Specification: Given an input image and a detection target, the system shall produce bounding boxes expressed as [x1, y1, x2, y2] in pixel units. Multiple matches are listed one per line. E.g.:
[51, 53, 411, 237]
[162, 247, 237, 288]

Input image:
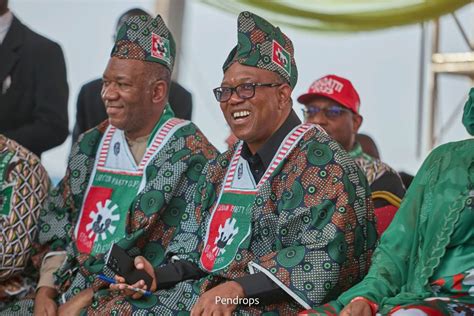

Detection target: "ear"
[352, 114, 363, 133]
[151, 80, 168, 105]
[277, 83, 292, 110]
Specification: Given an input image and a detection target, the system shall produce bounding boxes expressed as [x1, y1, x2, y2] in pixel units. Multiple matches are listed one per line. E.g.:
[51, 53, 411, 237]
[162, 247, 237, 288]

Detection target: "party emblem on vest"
[201, 203, 251, 272]
[213, 217, 239, 256]
[151, 33, 170, 63]
[272, 40, 291, 76]
[85, 199, 120, 242]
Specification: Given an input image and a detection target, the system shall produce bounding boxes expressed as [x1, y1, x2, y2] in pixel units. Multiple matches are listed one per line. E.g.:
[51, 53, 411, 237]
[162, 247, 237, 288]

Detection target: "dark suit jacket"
[72, 78, 193, 142]
[0, 15, 69, 157]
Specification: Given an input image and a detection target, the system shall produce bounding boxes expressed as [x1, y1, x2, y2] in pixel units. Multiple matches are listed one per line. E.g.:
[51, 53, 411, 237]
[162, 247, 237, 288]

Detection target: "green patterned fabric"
[223, 11, 298, 88]
[0, 117, 218, 315]
[84, 124, 376, 315]
[463, 88, 474, 136]
[111, 14, 176, 72]
[312, 138, 474, 315]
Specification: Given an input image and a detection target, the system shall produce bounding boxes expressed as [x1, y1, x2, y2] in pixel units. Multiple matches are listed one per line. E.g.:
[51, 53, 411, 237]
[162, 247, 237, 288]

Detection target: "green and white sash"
[75, 117, 188, 256]
[200, 124, 312, 272]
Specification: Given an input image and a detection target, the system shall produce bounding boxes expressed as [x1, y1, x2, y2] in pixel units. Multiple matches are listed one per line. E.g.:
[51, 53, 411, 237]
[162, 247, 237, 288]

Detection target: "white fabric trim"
[41, 251, 67, 267]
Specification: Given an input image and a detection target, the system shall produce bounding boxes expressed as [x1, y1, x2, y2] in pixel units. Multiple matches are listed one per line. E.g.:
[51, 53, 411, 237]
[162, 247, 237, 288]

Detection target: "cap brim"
[297, 92, 358, 114]
[297, 92, 329, 105]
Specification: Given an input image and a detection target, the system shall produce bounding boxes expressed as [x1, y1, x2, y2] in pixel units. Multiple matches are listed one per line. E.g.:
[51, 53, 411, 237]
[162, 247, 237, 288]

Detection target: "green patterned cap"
[111, 14, 175, 72]
[223, 11, 298, 88]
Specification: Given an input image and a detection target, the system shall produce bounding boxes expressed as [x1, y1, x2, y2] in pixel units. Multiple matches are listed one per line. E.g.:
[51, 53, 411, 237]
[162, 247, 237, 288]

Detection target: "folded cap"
[111, 14, 175, 72]
[223, 11, 298, 88]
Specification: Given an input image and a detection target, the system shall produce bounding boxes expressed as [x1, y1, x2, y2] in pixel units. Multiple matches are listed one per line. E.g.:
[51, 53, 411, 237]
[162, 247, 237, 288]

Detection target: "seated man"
[0, 135, 49, 311]
[98, 11, 377, 315]
[1, 14, 217, 316]
[312, 88, 474, 315]
[298, 75, 406, 235]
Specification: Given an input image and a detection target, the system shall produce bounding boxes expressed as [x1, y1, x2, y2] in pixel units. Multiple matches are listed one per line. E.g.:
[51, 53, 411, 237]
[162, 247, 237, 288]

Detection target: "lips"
[106, 106, 124, 116]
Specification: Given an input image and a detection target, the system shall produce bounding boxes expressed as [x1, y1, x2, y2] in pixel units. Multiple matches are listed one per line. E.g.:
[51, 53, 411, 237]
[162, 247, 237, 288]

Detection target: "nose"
[101, 82, 119, 102]
[227, 89, 245, 106]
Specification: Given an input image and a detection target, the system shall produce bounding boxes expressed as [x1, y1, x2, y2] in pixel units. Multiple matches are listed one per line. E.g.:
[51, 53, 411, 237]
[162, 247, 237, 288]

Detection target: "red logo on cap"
[151, 33, 170, 63]
[272, 41, 291, 75]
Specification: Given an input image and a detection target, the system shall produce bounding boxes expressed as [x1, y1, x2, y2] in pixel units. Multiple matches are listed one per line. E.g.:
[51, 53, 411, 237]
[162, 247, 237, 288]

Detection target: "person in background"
[0, 0, 68, 157]
[72, 7, 193, 143]
[356, 134, 415, 190]
[298, 75, 405, 235]
[0, 135, 49, 311]
[356, 134, 380, 159]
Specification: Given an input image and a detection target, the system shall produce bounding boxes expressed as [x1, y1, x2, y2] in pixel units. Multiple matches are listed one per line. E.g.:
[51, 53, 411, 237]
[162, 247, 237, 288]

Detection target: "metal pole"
[428, 19, 440, 150]
[452, 12, 474, 51]
[416, 22, 426, 158]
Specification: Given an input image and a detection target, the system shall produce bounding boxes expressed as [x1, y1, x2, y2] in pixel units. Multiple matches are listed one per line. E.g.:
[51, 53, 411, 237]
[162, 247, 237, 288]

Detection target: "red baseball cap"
[297, 74, 361, 114]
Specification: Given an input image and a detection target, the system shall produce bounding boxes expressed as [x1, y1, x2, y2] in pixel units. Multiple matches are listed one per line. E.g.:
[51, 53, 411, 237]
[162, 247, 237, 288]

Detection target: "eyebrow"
[102, 74, 131, 81]
[221, 76, 254, 86]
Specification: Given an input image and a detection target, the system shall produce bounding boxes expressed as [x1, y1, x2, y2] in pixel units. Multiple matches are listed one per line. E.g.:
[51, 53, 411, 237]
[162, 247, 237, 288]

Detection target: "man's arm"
[36, 253, 67, 290]
[34, 253, 67, 316]
[154, 260, 207, 290]
[233, 273, 292, 304]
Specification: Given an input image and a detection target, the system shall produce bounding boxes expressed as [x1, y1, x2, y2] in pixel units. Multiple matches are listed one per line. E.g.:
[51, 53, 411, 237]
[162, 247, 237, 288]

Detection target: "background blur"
[9, 0, 474, 181]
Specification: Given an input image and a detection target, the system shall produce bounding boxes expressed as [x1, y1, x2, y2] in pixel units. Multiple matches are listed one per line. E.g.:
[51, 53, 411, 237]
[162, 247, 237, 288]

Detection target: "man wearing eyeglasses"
[298, 75, 406, 236]
[103, 11, 376, 316]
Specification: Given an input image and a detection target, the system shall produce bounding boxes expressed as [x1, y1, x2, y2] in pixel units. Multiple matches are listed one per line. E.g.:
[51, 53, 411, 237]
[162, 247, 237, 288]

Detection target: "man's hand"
[109, 256, 157, 299]
[34, 287, 58, 316]
[190, 281, 245, 316]
[57, 288, 93, 316]
[340, 300, 373, 316]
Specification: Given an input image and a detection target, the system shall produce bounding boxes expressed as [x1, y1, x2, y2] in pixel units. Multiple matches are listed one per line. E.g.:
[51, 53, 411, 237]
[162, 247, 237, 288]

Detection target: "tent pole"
[416, 22, 426, 158]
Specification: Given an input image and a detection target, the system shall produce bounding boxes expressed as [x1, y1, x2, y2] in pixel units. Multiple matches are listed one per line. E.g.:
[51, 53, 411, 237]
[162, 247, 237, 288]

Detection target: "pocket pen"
[98, 274, 152, 297]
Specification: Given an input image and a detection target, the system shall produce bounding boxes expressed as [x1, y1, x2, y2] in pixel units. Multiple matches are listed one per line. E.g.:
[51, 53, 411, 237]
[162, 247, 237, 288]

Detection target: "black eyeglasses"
[213, 82, 282, 102]
[302, 105, 351, 119]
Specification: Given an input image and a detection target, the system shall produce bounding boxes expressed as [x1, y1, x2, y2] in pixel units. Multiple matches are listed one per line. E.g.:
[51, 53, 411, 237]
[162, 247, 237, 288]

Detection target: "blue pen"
[98, 274, 116, 284]
[98, 274, 152, 297]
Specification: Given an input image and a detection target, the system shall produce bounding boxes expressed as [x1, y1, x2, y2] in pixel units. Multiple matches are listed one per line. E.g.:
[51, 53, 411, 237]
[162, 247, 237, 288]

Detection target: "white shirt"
[0, 10, 13, 45]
